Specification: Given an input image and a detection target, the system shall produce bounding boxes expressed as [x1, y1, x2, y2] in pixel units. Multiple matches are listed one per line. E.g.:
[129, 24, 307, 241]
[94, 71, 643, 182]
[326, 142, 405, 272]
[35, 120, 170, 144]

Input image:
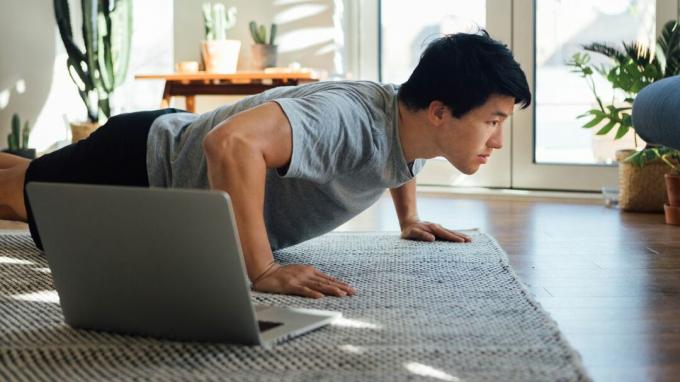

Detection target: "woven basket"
[617, 149, 669, 212]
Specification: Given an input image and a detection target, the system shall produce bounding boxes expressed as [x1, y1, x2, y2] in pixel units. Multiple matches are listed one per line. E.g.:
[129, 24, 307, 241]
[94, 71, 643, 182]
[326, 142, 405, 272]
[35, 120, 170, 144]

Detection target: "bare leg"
[0, 152, 30, 169]
[0, 162, 30, 222]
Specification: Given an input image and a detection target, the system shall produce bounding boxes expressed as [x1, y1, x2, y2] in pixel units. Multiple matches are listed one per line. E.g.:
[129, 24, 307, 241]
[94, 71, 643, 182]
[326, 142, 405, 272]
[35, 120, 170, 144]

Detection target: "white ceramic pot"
[201, 40, 241, 73]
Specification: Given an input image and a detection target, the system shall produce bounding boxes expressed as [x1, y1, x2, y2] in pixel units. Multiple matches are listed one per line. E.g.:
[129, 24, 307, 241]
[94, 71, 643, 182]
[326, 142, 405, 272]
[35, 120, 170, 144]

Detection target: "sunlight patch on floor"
[12, 290, 59, 303]
[404, 362, 460, 381]
[0, 256, 33, 265]
[331, 317, 380, 329]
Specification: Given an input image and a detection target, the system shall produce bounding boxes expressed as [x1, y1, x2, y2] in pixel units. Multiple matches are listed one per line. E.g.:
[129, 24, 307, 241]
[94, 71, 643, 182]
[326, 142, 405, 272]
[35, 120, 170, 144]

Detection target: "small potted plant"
[626, 147, 680, 224]
[3, 113, 35, 160]
[54, 0, 132, 142]
[249, 21, 278, 70]
[202, 2, 239, 73]
[568, 20, 680, 212]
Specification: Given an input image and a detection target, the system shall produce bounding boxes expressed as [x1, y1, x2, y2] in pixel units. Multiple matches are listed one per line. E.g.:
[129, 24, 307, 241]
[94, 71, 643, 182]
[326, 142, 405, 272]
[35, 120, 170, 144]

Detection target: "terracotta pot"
[664, 204, 680, 225]
[250, 44, 278, 70]
[201, 40, 241, 73]
[70, 121, 99, 143]
[665, 173, 680, 207]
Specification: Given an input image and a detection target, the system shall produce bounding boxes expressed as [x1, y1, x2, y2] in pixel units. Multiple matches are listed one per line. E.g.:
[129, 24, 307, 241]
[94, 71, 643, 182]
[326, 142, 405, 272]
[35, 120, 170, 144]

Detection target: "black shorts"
[24, 108, 186, 250]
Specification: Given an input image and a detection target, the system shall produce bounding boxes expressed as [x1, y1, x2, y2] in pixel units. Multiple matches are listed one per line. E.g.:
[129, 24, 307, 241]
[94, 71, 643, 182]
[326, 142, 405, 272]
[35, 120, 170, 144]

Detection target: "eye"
[488, 120, 500, 127]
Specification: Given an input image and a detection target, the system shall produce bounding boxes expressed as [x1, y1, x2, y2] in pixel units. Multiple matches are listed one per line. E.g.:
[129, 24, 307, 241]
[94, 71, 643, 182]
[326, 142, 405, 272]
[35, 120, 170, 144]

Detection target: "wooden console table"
[134, 71, 320, 113]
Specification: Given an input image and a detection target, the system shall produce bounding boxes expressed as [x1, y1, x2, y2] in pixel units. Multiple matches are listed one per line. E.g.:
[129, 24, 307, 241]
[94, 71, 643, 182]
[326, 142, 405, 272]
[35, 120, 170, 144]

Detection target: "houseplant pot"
[2, 148, 36, 160]
[664, 173, 680, 225]
[4, 113, 35, 159]
[70, 121, 99, 143]
[616, 149, 668, 212]
[251, 44, 278, 70]
[201, 40, 241, 73]
[249, 22, 278, 70]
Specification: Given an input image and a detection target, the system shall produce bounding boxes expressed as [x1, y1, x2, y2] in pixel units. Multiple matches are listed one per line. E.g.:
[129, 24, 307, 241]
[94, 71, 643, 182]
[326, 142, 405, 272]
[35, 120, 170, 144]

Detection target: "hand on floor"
[252, 263, 356, 299]
[401, 220, 472, 243]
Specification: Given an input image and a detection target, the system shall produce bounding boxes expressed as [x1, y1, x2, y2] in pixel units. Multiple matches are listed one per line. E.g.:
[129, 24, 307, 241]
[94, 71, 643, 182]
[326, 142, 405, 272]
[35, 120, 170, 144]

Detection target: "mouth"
[477, 154, 490, 164]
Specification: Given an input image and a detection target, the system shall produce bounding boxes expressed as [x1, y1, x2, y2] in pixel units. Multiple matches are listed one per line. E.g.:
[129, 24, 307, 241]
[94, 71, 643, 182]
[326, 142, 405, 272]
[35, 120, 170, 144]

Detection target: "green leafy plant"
[7, 113, 31, 151]
[203, 2, 237, 40]
[625, 146, 680, 175]
[567, 20, 680, 144]
[53, 0, 132, 124]
[249, 21, 277, 45]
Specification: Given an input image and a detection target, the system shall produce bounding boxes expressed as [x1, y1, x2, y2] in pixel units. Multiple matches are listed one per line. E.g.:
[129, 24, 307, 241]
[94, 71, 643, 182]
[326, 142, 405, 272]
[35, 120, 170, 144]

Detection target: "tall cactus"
[53, 0, 132, 123]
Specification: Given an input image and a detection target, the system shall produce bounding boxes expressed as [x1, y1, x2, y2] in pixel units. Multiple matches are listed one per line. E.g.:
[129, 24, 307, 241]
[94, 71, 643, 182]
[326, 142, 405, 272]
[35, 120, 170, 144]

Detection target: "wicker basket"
[617, 149, 669, 212]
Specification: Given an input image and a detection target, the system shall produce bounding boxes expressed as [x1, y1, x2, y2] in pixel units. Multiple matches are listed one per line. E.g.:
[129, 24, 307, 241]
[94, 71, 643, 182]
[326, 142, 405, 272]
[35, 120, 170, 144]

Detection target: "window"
[535, 0, 656, 165]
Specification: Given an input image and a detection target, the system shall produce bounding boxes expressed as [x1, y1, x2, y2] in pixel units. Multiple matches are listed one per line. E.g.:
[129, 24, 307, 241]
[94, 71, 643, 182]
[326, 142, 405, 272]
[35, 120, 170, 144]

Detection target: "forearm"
[204, 136, 273, 281]
[389, 179, 420, 230]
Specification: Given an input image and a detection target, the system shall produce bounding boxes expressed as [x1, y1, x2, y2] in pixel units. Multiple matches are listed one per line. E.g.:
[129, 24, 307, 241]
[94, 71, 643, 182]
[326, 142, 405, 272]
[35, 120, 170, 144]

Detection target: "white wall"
[172, 0, 350, 112]
[0, 0, 173, 152]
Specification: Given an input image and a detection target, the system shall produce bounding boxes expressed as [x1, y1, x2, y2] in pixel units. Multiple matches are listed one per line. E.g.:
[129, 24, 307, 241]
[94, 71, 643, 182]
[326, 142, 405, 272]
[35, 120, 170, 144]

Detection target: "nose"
[487, 126, 503, 150]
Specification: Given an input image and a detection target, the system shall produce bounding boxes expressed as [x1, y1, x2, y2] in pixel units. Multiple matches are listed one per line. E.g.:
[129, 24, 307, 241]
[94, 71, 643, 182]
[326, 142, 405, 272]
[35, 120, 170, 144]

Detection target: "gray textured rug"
[0, 232, 590, 381]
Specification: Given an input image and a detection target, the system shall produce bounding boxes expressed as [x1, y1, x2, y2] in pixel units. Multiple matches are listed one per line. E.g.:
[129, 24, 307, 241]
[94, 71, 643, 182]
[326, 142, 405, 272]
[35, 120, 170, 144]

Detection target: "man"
[0, 31, 530, 299]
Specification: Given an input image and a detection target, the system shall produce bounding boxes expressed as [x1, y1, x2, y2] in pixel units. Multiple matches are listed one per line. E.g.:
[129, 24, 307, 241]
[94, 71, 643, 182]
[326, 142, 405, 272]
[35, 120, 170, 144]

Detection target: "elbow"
[203, 123, 258, 163]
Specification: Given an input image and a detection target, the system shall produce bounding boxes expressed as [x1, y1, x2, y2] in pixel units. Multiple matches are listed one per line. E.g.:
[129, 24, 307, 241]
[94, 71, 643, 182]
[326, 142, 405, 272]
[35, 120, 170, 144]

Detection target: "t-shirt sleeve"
[272, 91, 378, 183]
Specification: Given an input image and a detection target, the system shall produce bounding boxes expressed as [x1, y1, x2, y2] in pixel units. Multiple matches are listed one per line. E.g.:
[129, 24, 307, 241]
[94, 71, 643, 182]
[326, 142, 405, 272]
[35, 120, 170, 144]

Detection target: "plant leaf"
[596, 120, 617, 135]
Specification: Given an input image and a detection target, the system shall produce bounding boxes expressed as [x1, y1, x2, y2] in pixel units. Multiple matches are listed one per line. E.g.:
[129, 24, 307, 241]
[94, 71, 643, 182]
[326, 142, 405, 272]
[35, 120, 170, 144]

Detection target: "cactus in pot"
[249, 21, 278, 70]
[249, 22, 277, 46]
[201, 2, 240, 73]
[4, 113, 35, 159]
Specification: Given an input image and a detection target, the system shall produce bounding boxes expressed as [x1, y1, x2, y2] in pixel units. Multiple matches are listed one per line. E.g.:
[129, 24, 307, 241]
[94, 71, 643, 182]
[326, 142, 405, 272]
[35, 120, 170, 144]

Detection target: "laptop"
[26, 182, 341, 346]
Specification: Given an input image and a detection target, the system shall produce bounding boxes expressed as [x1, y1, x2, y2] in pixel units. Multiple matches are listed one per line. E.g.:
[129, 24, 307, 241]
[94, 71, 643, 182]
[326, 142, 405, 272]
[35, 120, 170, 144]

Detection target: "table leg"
[185, 95, 196, 113]
[161, 82, 171, 109]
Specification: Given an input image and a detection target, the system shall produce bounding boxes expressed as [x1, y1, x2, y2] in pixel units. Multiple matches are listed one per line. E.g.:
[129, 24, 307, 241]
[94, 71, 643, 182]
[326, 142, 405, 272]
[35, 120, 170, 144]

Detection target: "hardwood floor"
[335, 192, 680, 382]
[3, 191, 678, 381]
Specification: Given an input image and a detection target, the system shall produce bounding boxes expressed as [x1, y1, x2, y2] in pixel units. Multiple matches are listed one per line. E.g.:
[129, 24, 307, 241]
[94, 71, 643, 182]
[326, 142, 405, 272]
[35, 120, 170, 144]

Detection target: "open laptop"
[26, 182, 341, 346]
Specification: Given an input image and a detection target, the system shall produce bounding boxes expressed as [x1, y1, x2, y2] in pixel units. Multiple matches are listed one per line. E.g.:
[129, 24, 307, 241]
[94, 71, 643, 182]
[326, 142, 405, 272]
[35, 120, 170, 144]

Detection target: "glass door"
[512, 0, 678, 191]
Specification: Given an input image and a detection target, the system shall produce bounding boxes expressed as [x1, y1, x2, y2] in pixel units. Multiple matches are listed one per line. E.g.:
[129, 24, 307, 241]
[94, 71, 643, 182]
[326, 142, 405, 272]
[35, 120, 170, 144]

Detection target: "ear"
[427, 101, 451, 126]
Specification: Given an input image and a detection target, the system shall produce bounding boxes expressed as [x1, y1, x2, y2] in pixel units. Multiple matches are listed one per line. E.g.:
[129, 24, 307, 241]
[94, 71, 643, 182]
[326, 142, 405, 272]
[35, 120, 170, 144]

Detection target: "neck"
[397, 100, 438, 162]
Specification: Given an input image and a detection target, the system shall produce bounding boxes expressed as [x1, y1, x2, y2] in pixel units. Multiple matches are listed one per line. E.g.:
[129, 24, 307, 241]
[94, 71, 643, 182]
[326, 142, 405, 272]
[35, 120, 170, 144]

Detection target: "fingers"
[262, 265, 356, 299]
[292, 285, 324, 299]
[309, 276, 355, 296]
[430, 224, 472, 243]
[405, 223, 472, 243]
[407, 227, 435, 241]
[313, 270, 356, 294]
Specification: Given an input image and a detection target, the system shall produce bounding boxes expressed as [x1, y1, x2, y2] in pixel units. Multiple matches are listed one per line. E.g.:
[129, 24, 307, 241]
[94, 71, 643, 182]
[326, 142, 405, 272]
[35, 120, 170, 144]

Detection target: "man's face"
[432, 94, 515, 175]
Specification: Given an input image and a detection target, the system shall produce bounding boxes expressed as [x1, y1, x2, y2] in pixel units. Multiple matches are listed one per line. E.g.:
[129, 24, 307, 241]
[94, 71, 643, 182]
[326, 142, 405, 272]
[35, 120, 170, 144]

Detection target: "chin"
[446, 157, 480, 175]
[454, 164, 479, 175]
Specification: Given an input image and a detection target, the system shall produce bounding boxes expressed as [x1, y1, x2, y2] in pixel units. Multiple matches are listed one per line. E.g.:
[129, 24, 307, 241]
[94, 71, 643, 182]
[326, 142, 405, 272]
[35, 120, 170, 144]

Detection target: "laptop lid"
[26, 182, 262, 345]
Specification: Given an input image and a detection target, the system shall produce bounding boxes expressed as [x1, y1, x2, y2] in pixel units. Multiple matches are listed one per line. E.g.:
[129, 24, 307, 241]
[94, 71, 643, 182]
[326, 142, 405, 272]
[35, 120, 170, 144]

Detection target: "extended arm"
[389, 179, 472, 242]
[203, 102, 355, 298]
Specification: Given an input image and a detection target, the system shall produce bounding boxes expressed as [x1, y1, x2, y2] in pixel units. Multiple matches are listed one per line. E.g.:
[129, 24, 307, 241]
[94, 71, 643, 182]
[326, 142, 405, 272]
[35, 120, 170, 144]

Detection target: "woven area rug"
[0, 232, 590, 381]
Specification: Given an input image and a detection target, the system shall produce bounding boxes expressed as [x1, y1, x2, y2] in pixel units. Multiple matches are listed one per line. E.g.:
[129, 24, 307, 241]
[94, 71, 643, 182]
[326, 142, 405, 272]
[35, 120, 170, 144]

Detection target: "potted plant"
[568, 20, 680, 212]
[626, 147, 680, 224]
[2, 114, 35, 160]
[53, 0, 132, 142]
[202, 2, 239, 73]
[249, 21, 278, 70]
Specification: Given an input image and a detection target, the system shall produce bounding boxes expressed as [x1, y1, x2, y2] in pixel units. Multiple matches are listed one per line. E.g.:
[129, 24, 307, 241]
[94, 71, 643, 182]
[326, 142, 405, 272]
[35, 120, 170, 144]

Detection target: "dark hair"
[398, 30, 531, 118]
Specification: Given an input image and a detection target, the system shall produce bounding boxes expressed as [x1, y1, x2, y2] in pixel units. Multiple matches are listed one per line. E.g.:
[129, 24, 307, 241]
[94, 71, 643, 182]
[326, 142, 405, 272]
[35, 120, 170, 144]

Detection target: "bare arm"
[389, 179, 472, 242]
[203, 102, 355, 298]
[389, 179, 420, 230]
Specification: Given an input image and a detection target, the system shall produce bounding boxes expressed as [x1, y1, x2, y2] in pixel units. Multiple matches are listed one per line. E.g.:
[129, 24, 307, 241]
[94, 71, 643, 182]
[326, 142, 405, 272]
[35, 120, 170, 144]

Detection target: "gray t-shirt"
[146, 80, 426, 250]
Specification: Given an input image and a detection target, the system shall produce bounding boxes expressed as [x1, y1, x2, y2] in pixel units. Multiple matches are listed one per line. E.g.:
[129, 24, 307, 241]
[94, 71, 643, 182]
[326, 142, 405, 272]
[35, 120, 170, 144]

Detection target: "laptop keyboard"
[258, 320, 283, 332]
